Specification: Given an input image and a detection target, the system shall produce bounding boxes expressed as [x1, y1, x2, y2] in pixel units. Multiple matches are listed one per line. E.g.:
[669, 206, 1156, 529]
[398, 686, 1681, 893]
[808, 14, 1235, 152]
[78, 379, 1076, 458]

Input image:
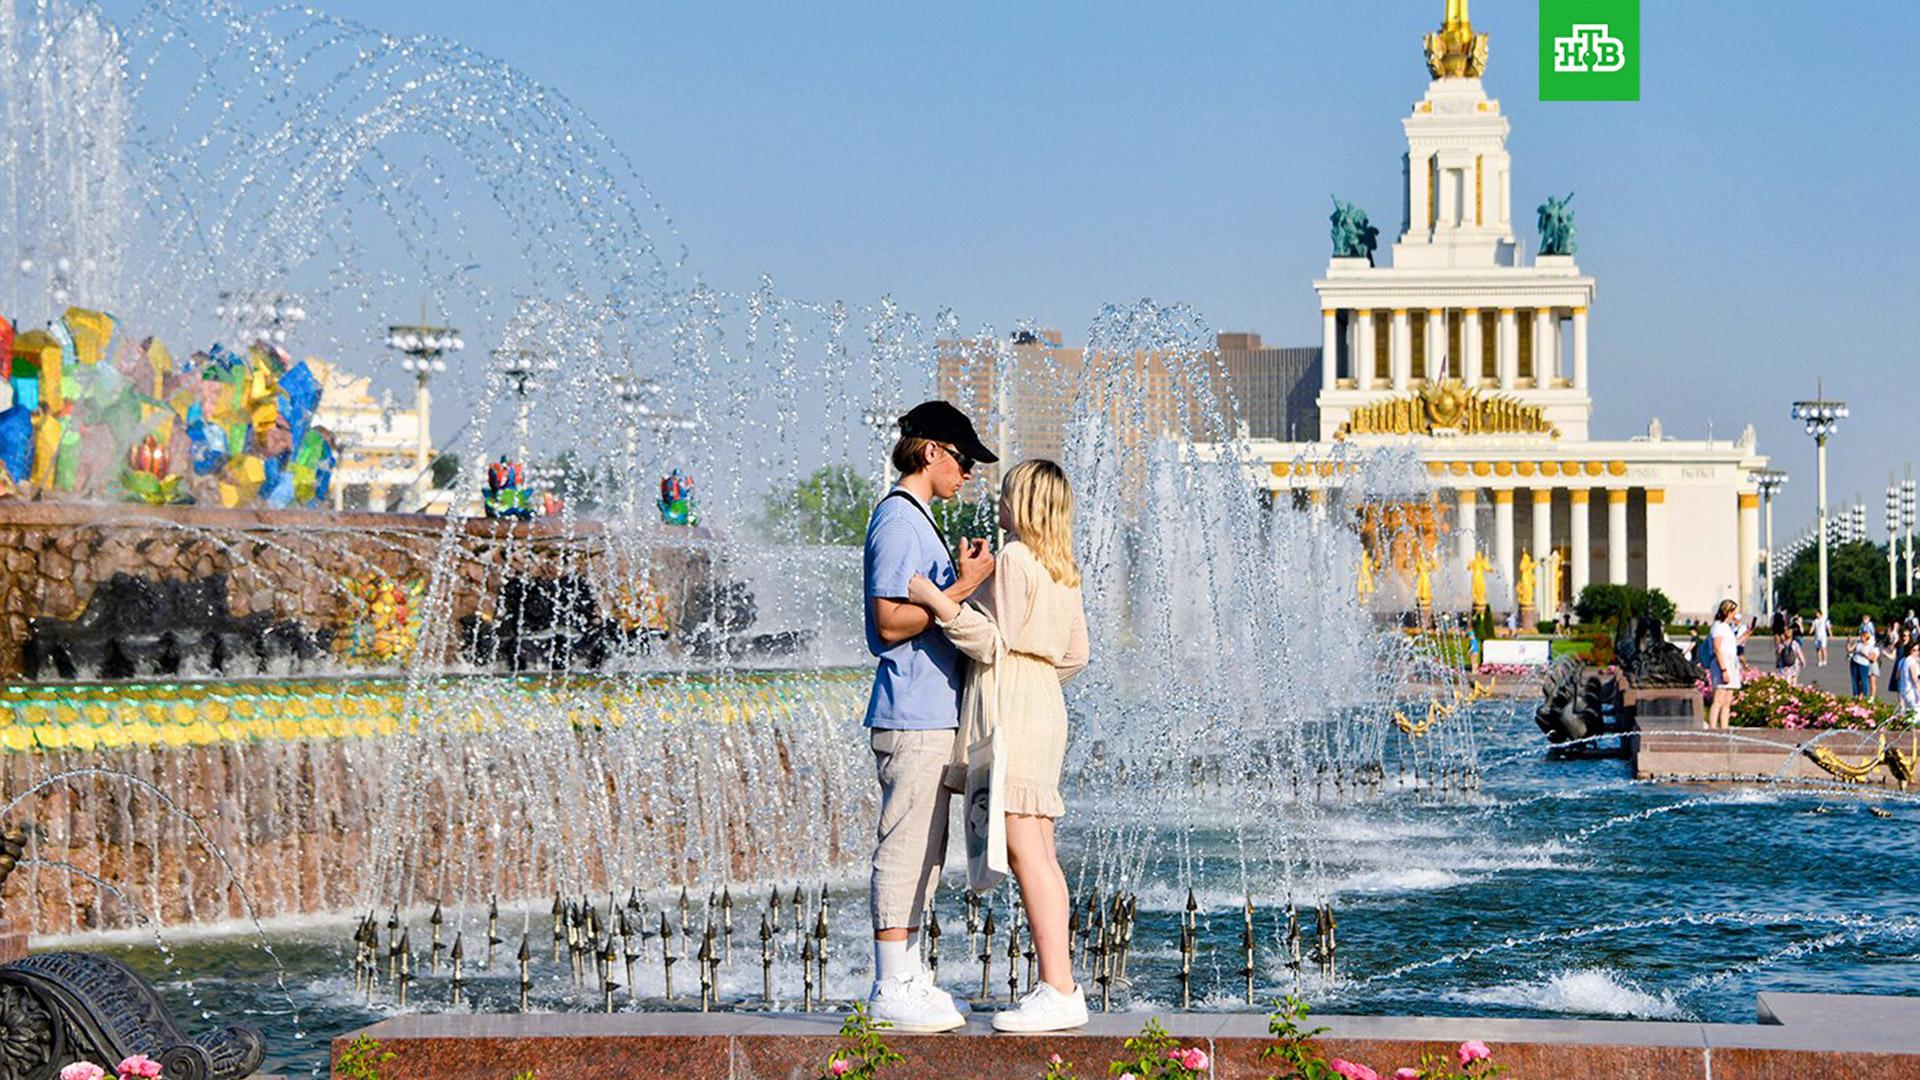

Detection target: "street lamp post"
[1754, 469, 1787, 617]
[385, 322, 464, 475]
[216, 290, 307, 347]
[1790, 391, 1848, 618]
[492, 348, 560, 462]
[862, 407, 899, 502]
[1888, 482, 1902, 599]
[611, 373, 670, 519]
[1902, 476, 1916, 597]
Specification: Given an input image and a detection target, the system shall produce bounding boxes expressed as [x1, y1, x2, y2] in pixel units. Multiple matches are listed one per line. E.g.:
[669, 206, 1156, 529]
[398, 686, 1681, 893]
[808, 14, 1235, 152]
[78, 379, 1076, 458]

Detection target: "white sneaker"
[914, 967, 971, 1017]
[868, 974, 966, 1032]
[991, 982, 1089, 1033]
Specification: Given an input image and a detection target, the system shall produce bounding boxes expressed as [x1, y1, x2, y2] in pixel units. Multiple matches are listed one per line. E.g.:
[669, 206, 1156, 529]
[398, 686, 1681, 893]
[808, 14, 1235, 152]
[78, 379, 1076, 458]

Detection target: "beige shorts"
[869, 728, 955, 931]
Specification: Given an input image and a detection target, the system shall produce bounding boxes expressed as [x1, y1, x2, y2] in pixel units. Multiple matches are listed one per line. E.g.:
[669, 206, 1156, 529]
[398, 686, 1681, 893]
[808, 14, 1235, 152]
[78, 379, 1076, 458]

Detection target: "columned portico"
[1493, 489, 1515, 601]
[1425, 308, 1447, 382]
[1607, 489, 1629, 585]
[1391, 309, 1412, 390]
[1463, 307, 1482, 384]
[1737, 491, 1759, 613]
[1532, 307, 1554, 387]
[1322, 308, 1339, 391]
[1569, 488, 1592, 600]
[1571, 306, 1589, 391]
[1645, 488, 1668, 594]
[1531, 488, 1552, 611]
[1497, 308, 1518, 390]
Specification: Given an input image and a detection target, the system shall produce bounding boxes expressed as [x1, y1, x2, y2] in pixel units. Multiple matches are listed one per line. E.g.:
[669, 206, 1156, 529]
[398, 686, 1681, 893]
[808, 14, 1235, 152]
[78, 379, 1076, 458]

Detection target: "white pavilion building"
[1234, 3, 1767, 620]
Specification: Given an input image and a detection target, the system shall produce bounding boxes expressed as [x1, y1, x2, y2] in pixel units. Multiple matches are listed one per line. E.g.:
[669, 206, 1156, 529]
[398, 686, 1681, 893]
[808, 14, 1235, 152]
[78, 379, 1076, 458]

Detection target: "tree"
[1777, 540, 1889, 619]
[428, 451, 460, 489]
[764, 466, 872, 545]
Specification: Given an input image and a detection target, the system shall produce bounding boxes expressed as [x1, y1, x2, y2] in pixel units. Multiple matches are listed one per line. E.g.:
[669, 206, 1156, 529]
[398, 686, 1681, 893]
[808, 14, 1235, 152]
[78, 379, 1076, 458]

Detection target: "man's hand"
[953, 538, 995, 597]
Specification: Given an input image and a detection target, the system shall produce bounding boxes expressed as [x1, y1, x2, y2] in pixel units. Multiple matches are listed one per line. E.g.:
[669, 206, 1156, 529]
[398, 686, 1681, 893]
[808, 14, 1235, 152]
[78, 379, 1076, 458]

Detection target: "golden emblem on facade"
[1335, 379, 1558, 439]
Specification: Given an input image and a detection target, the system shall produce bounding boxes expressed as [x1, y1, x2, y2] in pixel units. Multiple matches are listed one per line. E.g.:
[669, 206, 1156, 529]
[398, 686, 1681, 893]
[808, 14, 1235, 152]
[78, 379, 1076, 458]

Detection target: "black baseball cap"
[898, 401, 998, 465]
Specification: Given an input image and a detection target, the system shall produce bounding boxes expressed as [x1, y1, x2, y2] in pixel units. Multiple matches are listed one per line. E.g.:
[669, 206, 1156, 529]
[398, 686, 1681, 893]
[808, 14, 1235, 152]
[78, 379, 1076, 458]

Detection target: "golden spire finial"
[1424, 0, 1489, 79]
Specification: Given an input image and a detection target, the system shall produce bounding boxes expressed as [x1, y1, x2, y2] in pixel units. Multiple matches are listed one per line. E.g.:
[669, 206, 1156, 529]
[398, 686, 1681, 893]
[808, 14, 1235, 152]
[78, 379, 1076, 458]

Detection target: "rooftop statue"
[1424, 0, 1489, 79]
[1329, 197, 1380, 264]
[1538, 191, 1577, 256]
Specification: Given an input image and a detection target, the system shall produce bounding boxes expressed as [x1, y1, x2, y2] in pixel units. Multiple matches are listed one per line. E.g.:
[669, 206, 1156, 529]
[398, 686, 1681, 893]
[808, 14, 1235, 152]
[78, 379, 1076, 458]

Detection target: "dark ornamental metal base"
[0, 952, 265, 1080]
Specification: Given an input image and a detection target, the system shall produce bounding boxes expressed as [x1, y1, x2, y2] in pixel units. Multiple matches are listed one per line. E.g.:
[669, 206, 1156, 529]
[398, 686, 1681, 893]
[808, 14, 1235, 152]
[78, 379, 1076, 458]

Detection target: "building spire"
[1424, 0, 1489, 79]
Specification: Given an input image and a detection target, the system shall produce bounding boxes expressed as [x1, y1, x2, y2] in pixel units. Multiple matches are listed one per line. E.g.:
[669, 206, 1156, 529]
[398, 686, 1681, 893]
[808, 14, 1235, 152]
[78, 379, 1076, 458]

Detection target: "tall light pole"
[216, 290, 306, 346]
[385, 322, 463, 475]
[1888, 482, 1902, 598]
[1754, 469, 1787, 617]
[862, 407, 899, 502]
[1791, 391, 1848, 618]
[492, 348, 560, 462]
[1902, 476, 1916, 597]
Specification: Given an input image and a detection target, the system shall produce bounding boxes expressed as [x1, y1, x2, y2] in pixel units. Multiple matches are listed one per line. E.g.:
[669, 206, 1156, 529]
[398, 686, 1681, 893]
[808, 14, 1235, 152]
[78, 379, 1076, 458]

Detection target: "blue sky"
[316, 0, 1917, 534]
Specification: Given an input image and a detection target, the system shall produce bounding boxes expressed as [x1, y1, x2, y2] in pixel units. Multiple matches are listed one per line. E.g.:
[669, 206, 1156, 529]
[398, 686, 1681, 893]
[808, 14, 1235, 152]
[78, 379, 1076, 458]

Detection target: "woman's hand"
[906, 573, 944, 608]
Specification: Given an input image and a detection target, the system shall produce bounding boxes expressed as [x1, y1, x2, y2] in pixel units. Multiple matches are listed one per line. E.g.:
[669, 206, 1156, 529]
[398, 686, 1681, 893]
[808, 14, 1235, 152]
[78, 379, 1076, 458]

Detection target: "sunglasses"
[941, 444, 976, 475]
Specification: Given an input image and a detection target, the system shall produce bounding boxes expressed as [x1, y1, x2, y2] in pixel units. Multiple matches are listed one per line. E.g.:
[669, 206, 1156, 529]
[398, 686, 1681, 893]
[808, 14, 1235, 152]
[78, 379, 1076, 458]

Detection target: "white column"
[1607, 488, 1629, 585]
[1322, 308, 1339, 391]
[1426, 308, 1447, 383]
[1571, 306, 1589, 391]
[1355, 310, 1376, 390]
[1493, 489, 1516, 607]
[1645, 488, 1668, 594]
[1457, 488, 1478, 574]
[1532, 308, 1553, 387]
[1738, 491, 1760, 613]
[1570, 488, 1592, 602]
[1532, 487, 1553, 611]
[1463, 308, 1483, 385]
[1391, 309, 1411, 391]
[1498, 308, 1518, 391]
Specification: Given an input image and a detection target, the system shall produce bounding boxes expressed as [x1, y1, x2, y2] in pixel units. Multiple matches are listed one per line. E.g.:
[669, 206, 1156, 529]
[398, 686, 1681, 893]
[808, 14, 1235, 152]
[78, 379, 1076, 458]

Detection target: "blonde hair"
[1002, 459, 1080, 588]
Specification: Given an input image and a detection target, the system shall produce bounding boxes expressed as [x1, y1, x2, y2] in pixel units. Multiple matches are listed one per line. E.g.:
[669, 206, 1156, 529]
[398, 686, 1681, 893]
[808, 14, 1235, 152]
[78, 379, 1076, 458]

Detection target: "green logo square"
[1539, 0, 1640, 101]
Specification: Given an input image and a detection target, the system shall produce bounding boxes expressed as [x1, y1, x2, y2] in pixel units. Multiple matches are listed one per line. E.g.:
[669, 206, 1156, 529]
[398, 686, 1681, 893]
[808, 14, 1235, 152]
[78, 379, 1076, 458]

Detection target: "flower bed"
[1729, 675, 1910, 731]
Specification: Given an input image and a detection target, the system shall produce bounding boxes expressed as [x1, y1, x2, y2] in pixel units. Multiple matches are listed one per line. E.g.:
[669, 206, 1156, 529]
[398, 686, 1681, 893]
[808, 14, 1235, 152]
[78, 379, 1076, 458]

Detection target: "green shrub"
[1574, 583, 1675, 627]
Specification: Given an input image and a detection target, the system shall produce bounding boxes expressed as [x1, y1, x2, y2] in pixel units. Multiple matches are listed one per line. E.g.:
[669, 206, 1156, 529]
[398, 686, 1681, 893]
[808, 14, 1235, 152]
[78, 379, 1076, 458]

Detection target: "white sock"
[904, 927, 925, 971]
[875, 937, 913, 981]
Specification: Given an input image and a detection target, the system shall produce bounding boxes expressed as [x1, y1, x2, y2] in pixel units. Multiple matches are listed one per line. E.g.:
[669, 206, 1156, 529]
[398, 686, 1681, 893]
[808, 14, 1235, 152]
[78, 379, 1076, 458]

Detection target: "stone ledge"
[332, 995, 1920, 1078]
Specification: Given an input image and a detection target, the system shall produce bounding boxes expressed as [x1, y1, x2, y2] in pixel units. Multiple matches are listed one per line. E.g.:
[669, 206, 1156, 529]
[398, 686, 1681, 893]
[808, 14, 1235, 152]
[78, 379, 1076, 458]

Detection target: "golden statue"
[1356, 547, 1377, 603]
[1548, 551, 1565, 614]
[1414, 550, 1435, 610]
[1516, 551, 1536, 609]
[1468, 550, 1492, 610]
[1424, 0, 1490, 79]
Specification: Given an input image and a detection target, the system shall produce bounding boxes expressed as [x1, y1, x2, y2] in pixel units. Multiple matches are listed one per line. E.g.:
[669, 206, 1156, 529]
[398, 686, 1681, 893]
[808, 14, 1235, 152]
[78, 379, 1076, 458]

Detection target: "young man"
[862, 400, 997, 1031]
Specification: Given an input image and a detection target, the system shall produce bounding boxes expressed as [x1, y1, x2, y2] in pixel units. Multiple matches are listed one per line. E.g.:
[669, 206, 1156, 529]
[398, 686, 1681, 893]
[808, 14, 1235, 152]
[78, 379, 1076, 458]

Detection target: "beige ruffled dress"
[937, 541, 1090, 818]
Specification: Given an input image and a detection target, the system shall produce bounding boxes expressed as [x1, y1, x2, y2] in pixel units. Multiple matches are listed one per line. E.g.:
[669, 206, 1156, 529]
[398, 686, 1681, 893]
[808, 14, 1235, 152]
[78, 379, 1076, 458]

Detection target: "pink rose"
[116, 1057, 163, 1080]
[1175, 1046, 1211, 1071]
[1329, 1059, 1379, 1080]
[827, 1058, 852, 1078]
[1050, 1054, 1064, 1065]
[1393, 1070, 1419, 1080]
[61, 1065, 107, 1080]
[1456, 1040, 1491, 1068]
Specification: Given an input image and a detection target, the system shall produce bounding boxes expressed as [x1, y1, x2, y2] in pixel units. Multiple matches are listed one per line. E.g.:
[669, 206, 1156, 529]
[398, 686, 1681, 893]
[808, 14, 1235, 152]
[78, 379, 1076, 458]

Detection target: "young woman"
[1848, 631, 1880, 699]
[1706, 599, 1748, 731]
[906, 459, 1090, 1033]
[1774, 625, 1804, 686]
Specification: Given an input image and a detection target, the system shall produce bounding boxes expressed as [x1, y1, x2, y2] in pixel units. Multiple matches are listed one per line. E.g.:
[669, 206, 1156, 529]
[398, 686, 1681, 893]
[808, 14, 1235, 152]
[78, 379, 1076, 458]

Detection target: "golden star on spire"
[1423, 0, 1490, 79]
